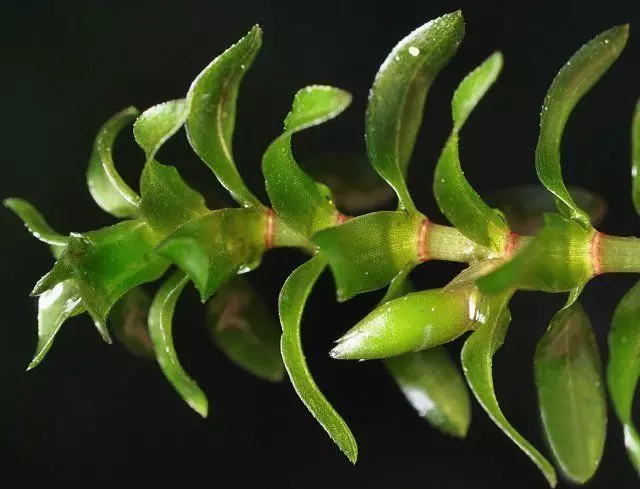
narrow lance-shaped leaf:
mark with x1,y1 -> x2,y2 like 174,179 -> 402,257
608,280 -> 640,473
4,198 -> 68,248
263,86 -> 351,237
86,107 -> 141,218
313,210 -> 422,301
461,293 -> 557,487
149,271 -> 208,417
476,213 -> 594,295
110,286 -> 154,359
535,301 -> 606,484
186,25 -> 263,209
536,25 -> 629,227
279,254 -> 358,463
134,99 -> 189,164
434,52 -> 509,251
632,99 -> 640,215
206,276 -> 284,382
366,11 -> 465,214
157,208 -> 265,302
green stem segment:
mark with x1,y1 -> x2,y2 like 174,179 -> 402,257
598,234 -> 640,274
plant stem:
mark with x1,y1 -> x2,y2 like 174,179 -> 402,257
598,234 -> 640,274
426,222 -> 494,263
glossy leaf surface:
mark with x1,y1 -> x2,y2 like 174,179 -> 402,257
365,11 -> 464,213
632,99 -> 640,215
133,99 -> 189,164
313,211 -> 421,301
110,286 -> 154,358
608,280 -> 640,473
28,280 -> 84,369
535,302 -> 605,483
279,254 -> 358,463
86,107 -> 141,218
462,294 -> 557,487
158,208 -> 265,302
434,52 -> 509,250
476,214 -> 594,294
263,86 -> 350,237
186,26 -> 263,209
149,271 -> 208,417
536,25 -> 628,226
139,160 -> 209,238
206,276 -> 283,382
4,198 -> 68,248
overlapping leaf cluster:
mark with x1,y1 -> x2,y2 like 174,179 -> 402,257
6,11 -> 640,486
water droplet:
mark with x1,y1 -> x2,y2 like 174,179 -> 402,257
394,55 -> 400,62
408,46 -> 420,57
604,39 -> 610,44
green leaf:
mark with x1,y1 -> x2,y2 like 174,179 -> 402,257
476,214 -> 594,294
133,99 -> 189,164
110,286 -> 154,359
27,280 -> 85,370
365,11 -> 465,214
313,211 -> 422,301
186,25 -> 263,209
608,280 -> 640,473
206,276 -> 284,382
86,107 -> 141,218
279,254 -> 357,463
139,160 -> 209,238
434,53 -> 509,251
632,99 -> 640,215
380,264 -> 415,303
33,221 -> 170,337
4,198 -> 68,248
149,271 -> 208,417
263,86 -> 351,237
385,347 -> 471,438
461,294 -> 557,487
536,25 -> 628,227
157,208 -> 265,302
535,302 -> 605,484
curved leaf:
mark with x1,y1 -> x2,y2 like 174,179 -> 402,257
632,99 -> 640,215
157,208 -> 265,302
139,160 -> 209,238
434,53 -> 509,251
279,254 -> 358,463
110,286 -> 154,359
476,214 -> 594,294
263,86 -> 351,237
149,271 -> 207,417
461,294 -> 557,487
133,99 -> 189,164
608,280 -> 640,473
86,107 -> 141,218
313,211 -> 422,301
365,11 -> 465,214
206,276 -> 283,382
4,198 -> 68,248
536,25 -> 628,227
186,25 -> 263,209
27,280 -> 85,370
535,302 -> 606,483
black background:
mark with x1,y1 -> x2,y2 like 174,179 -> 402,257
2,0 -> 640,487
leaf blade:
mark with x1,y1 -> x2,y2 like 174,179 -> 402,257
133,99 -> 189,164
632,99 -> 640,215
4,198 -> 68,247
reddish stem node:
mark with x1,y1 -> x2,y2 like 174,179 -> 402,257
590,231 -> 603,275
418,218 -> 430,262
264,208 -> 276,250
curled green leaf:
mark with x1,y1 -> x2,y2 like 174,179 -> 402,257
4,198 -> 68,248
110,286 -> 154,359
535,302 -> 605,484
313,211 -> 422,301
28,280 -> 85,370
632,99 -> 640,215
186,25 -> 263,209
133,99 -> 189,164
366,11 -> 465,214
149,271 -> 208,417
434,52 -> 509,251
279,254 -> 358,463
157,208 -> 265,302
263,86 -> 351,237
608,280 -> 640,473
536,25 -> 629,227
86,106 -> 141,218
461,294 -> 557,487
206,276 -> 283,382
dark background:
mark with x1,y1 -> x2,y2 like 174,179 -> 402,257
2,0 -> 640,487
